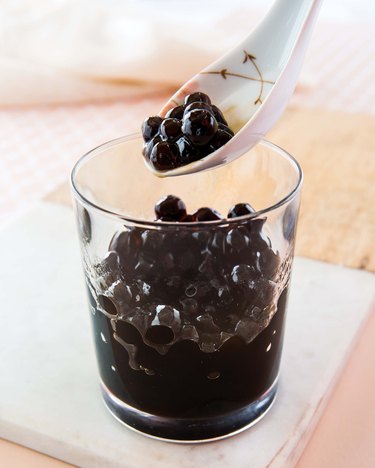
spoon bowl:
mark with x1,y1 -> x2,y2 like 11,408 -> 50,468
149,0 -> 322,177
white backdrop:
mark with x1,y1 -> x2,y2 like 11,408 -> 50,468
0,0 -> 374,105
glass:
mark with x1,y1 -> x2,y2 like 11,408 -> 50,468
71,134 -> 302,442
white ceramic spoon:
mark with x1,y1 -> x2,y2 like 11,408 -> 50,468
149,0 -> 322,177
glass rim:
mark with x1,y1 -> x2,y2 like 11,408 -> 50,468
70,133 -> 303,228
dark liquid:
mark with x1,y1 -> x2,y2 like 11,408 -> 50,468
91,288 -> 287,418
85,218 -> 291,439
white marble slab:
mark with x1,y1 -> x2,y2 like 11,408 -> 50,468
0,203 -> 374,468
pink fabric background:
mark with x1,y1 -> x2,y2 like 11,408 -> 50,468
298,308 -> 375,467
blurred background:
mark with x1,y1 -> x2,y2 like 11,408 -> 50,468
0,0 -> 374,225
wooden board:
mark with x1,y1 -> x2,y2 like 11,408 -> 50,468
270,108 -> 375,272
47,107 -> 375,272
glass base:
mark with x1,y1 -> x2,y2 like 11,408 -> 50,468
100,378 -> 278,443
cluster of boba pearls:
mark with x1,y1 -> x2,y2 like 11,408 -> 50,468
155,194 -> 259,222
141,92 -> 234,171
91,194 -> 285,358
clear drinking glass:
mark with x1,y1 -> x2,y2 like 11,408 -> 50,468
71,134 -> 302,442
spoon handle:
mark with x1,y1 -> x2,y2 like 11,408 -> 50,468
240,0 -> 323,73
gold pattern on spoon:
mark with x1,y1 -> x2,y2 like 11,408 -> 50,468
200,51 -> 275,106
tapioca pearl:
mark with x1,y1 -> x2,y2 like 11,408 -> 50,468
227,203 -> 255,219
195,313 -> 220,334
182,230 -> 205,253
108,229 -> 142,271
217,285 -> 233,305
145,325 -> 174,345
198,254 -> 216,277
177,249 -> 199,272
153,305 -> 181,329
141,229 -> 165,252
193,207 -> 223,222
184,102 -> 212,115
165,105 -> 185,119
141,116 -> 163,142
180,298 -> 199,315
246,218 -> 267,234
159,118 -> 183,142
154,194 -> 187,221
127,281 -> 151,304
134,256 -> 155,277
110,280 -> 133,304
180,214 -> 195,222
159,252 -> 175,272
255,278 -> 277,305
211,104 -> 228,125
210,128 -> 233,150
192,281 -> 217,302
184,92 -> 212,106
256,249 -> 281,278
191,230 -> 211,246
226,228 -> 248,251
182,109 -> 218,146
230,284 -> 250,311
116,320 -> 142,344
142,135 -> 162,159
209,230 -> 226,252
249,230 -> 272,252
231,264 -> 257,285
150,141 -> 179,171
214,313 -> 240,332
180,324 -> 199,341
199,333 -> 221,353
97,294 -> 117,316
127,306 -> 156,333
235,318 -> 262,343
244,306 -> 271,334
135,280 -> 152,297
100,250 -> 121,275
176,136 -> 199,165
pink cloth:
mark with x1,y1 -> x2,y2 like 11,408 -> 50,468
298,307 -> 375,467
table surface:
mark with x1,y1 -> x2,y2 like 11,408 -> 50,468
1,13 -> 375,466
